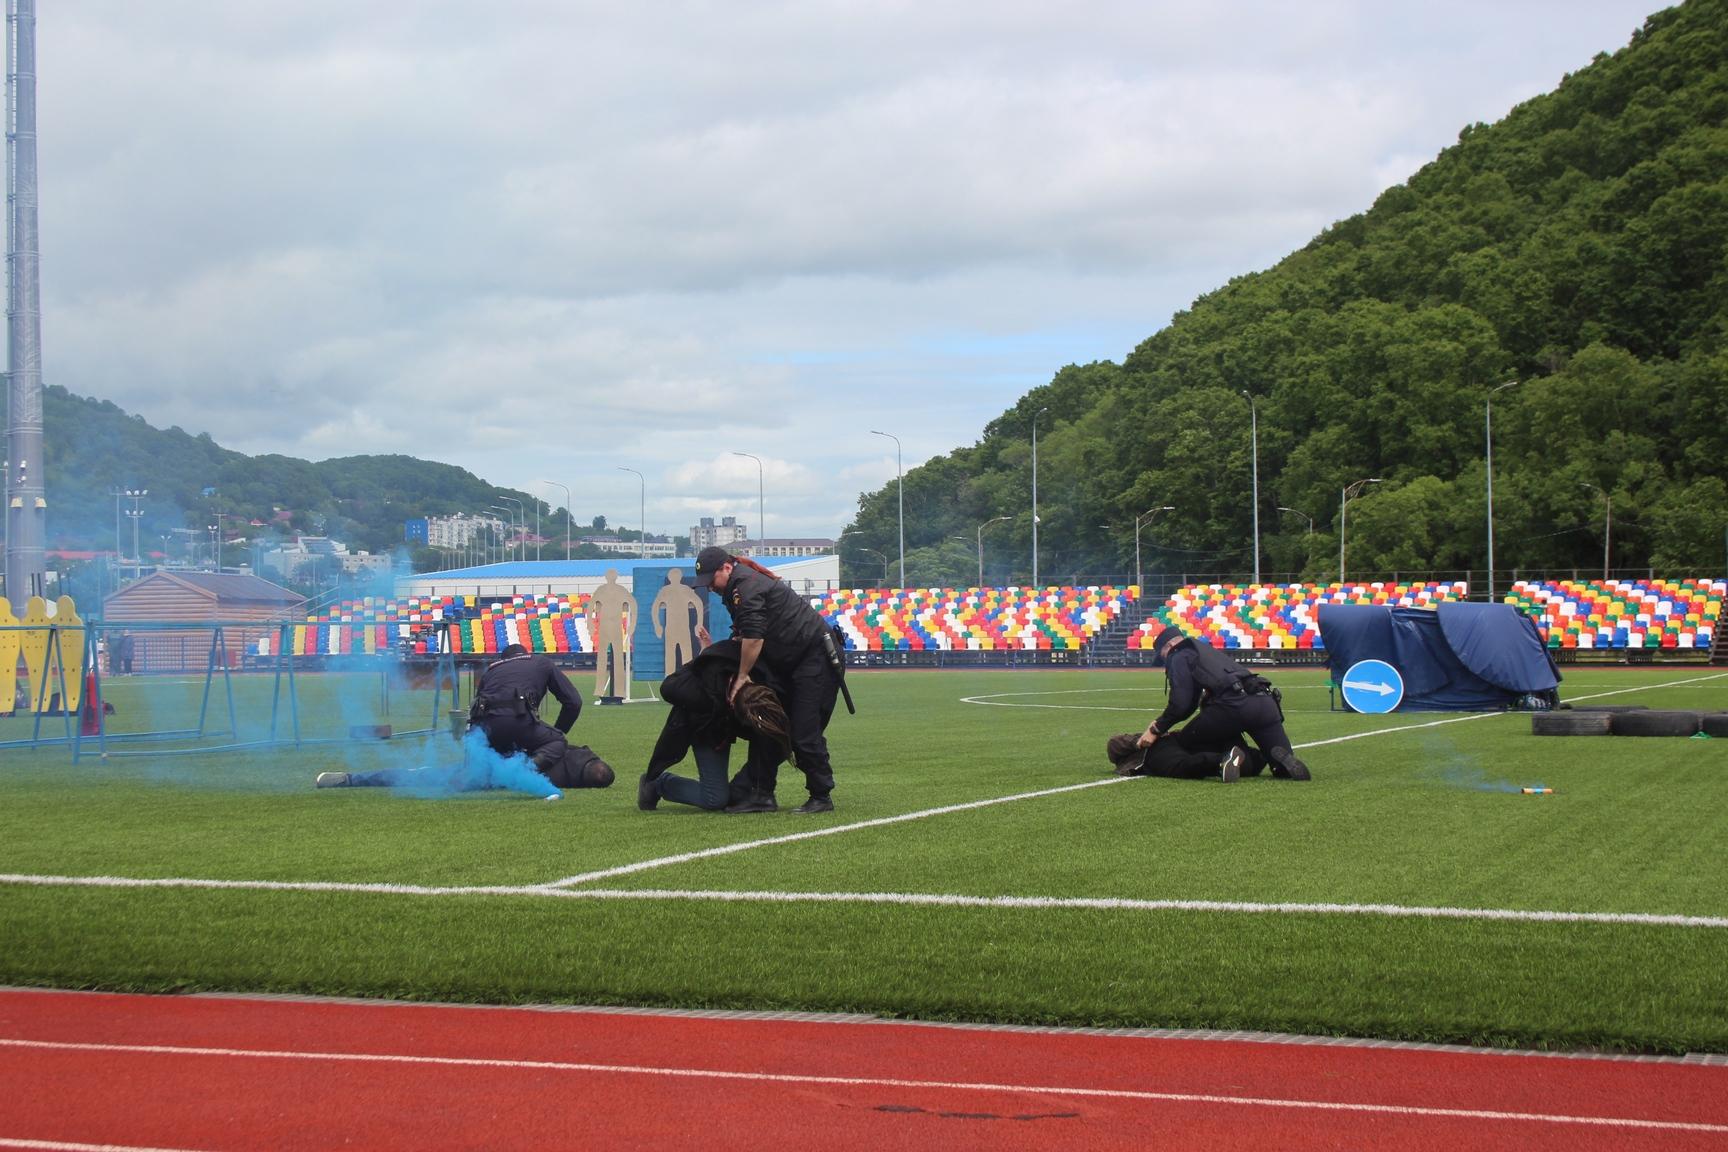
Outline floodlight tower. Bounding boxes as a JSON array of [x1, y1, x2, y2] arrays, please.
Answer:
[[4, 0, 46, 602]]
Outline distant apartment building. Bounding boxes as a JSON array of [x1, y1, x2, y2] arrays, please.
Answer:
[[264, 535, 390, 579], [580, 534, 677, 559], [689, 516, 749, 549], [734, 538, 836, 560], [406, 514, 505, 550]]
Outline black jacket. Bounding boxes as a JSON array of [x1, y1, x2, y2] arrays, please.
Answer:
[[1149, 638, 1260, 736], [719, 564, 830, 671], [647, 640, 787, 775], [474, 651, 583, 732]]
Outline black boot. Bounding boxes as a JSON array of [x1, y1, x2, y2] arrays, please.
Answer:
[[1269, 747, 1312, 781], [724, 791, 778, 814]]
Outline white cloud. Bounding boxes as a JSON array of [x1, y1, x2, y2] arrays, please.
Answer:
[[25, 0, 1661, 537]]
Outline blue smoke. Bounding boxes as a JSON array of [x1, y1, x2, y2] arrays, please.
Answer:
[[1413, 738, 1545, 794], [386, 729, 561, 800]]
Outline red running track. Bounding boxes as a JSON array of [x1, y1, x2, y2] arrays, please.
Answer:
[[0, 988, 1724, 1151]]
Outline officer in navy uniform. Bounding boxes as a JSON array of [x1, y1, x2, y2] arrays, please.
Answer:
[[317, 643, 610, 792], [468, 642, 586, 775], [1140, 626, 1311, 781], [693, 545, 839, 814]]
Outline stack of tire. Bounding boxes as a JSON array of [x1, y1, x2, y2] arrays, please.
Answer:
[[1533, 706, 1728, 737]]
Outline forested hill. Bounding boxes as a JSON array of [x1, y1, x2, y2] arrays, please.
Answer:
[[39, 384, 543, 559], [845, 0, 1728, 587]]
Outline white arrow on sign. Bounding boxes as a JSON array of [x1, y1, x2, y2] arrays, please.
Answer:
[[1342, 678, 1397, 696]]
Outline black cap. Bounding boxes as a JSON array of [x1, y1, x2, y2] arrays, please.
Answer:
[[693, 546, 732, 587], [499, 643, 528, 658], [1152, 626, 1187, 652]]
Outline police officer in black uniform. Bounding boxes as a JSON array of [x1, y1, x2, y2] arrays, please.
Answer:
[[1140, 626, 1311, 781], [469, 642, 587, 778], [693, 546, 839, 813], [317, 643, 610, 793]]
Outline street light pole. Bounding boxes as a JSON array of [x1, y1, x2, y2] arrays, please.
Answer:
[[488, 506, 517, 562], [1134, 506, 1174, 591], [494, 497, 525, 559], [1241, 390, 1259, 584], [1339, 478, 1382, 583], [1582, 483, 1611, 580], [733, 452, 764, 554], [976, 515, 1010, 587], [870, 430, 904, 589], [124, 488, 147, 579], [537, 479, 573, 560], [1031, 407, 1048, 588], [111, 488, 123, 571], [1486, 380, 1519, 603], [618, 467, 645, 558], [1278, 506, 1314, 534]]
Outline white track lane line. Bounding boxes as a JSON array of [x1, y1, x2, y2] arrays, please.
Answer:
[[0, 1140, 217, 1152], [1, 1038, 1723, 1134]]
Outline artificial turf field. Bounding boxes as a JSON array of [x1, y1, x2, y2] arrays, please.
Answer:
[[1, 664, 1724, 1055]]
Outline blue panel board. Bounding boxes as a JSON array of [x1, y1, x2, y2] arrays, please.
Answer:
[[629, 566, 672, 680], [629, 565, 717, 680]]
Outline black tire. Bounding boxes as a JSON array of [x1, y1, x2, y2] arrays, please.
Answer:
[[1532, 712, 1612, 736], [1610, 710, 1702, 737], [1701, 713, 1728, 738]]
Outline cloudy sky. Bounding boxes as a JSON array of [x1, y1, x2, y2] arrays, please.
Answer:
[[33, 0, 1659, 541]]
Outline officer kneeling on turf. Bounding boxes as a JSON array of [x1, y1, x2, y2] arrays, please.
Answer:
[[467, 643, 612, 790], [1137, 626, 1310, 782], [316, 643, 613, 792]]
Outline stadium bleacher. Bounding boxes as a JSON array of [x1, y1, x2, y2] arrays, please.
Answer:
[[259, 592, 597, 659], [1131, 581, 1471, 651], [1506, 578, 1722, 651], [258, 578, 1723, 663], [816, 586, 1134, 651]]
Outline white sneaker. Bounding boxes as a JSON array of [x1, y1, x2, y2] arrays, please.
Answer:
[[1219, 746, 1247, 784], [315, 772, 350, 789]]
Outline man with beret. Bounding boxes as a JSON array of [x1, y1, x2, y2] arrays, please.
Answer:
[[1138, 625, 1311, 781], [693, 545, 840, 814]]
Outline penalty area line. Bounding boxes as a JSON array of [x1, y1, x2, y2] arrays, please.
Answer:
[[0, 1038, 1723, 1135], [544, 776, 1129, 887]]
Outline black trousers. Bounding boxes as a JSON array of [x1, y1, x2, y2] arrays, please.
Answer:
[[1174, 692, 1291, 763], [749, 642, 837, 799], [478, 712, 567, 772], [1138, 737, 1229, 779]]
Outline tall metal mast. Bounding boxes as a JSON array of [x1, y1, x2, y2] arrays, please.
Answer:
[[5, 0, 45, 603]]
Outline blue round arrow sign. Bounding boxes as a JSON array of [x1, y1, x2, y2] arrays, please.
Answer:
[[1341, 659, 1404, 713]]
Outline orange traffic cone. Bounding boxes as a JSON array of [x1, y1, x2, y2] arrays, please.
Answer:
[[80, 671, 101, 736]]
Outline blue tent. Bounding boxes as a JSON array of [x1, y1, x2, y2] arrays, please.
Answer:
[[1317, 602, 1562, 711]]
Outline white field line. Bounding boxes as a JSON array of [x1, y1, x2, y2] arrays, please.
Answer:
[[563, 670, 1728, 882], [546, 777, 1123, 887], [5, 670, 1723, 922], [0, 1038, 1723, 1134], [3, 873, 1724, 929]]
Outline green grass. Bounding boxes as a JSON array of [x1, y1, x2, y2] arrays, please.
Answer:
[[2, 665, 1725, 1053]]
